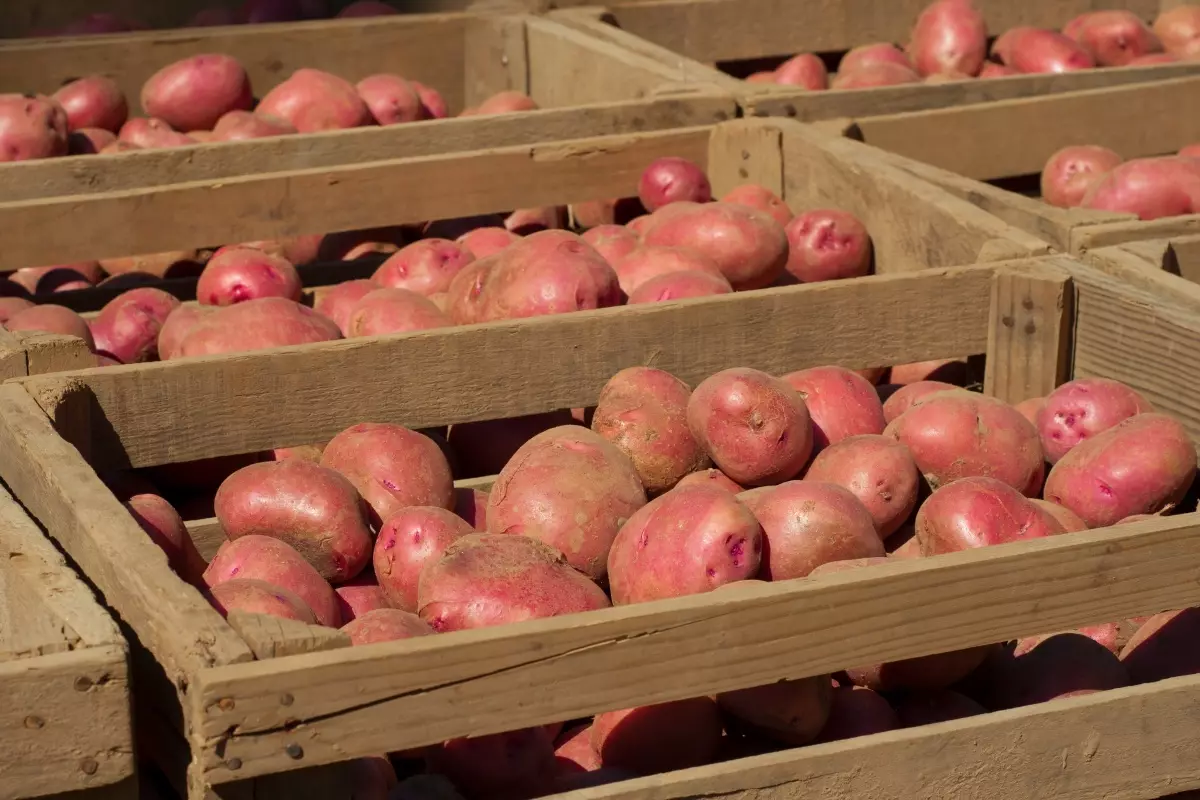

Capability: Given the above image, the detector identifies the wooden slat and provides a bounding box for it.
[14,332,96,376]
[0,329,29,381]
[1169,234,1200,282]
[225,613,350,660]
[20,266,999,470]
[984,269,1074,404]
[1071,216,1200,254]
[463,15,529,106]
[192,513,1200,782]
[705,119,783,198]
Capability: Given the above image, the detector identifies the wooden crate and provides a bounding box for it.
[0,480,134,799]
[547,0,1200,122]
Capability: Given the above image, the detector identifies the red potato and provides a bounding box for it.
[69,128,117,154]
[313,278,378,335]
[208,579,316,623]
[1120,608,1200,683]
[272,444,324,464]
[53,76,127,133]
[746,71,778,84]
[505,206,565,235]
[321,422,454,526]
[428,727,556,800]
[1129,52,1180,64]
[1044,413,1196,528]
[555,725,601,773]
[338,0,398,15]
[448,411,577,478]
[572,197,646,230]
[418,533,610,632]
[341,607,433,645]
[215,460,374,583]
[885,390,1044,495]
[979,61,1020,77]
[814,686,899,742]
[1038,377,1153,464]
[840,43,915,74]
[675,468,744,494]
[591,698,723,775]
[968,634,1129,710]
[141,54,253,132]
[487,426,646,579]
[453,487,488,531]
[211,110,296,141]
[805,435,920,538]
[157,305,215,360]
[411,81,448,120]
[717,677,832,745]
[774,53,829,89]
[637,157,713,211]
[204,535,341,627]
[992,27,1096,73]
[591,367,710,493]
[1155,5,1200,54]
[345,288,452,337]
[258,69,373,133]
[333,573,390,622]
[644,202,788,291]
[688,368,813,485]
[0,298,33,323]
[175,297,342,357]
[1029,499,1088,532]
[118,118,195,149]
[1082,157,1199,220]
[374,506,473,612]
[6,305,95,349]
[781,366,886,452]
[612,245,722,295]
[347,757,397,800]
[1182,143,1200,159]
[1014,396,1045,426]
[915,476,1066,556]
[627,270,734,304]
[373,239,475,296]
[100,250,202,278]
[830,62,921,89]
[881,381,960,423]
[457,227,519,259]
[720,185,793,226]
[1040,145,1124,209]
[1065,11,1163,67]
[475,91,539,116]
[784,209,873,283]
[197,246,301,306]
[479,231,621,321]
[356,74,422,125]
[125,494,205,584]
[894,690,986,727]
[580,224,639,266]
[607,484,763,604]
[11,261,103,293]
[0,94,68,162]
[90,287,181,363]
[907,0,988,77]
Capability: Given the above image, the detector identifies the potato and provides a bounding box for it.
[992,27,1096,72]
[580,224,639,265]
[1029,499,1088,532]
[197,246,301,306]
[967,634,1129,709]
[782,366,886,452]
[608,484,763,603]
[720,185,793,227]
[428,727,556,800]
[374,506,473,612]
[1120,608,1200,683]
[843,645,992,693]
[90,287,181,363]
[916,476,1066,555]
[979,61,1020,77]
[1084,156,1200,220]
[611,245,722,295]
[1038,377,1153,463]
[784,209,872,283]
[907,0,988,77]
[204,535,341,627]
[830,62,921,89]
[346,288,452,337]
[675,468,744,494]
[356,74,422,125]
[475,91,539,116]
[643,202,788,290]
[1065,10,1163,66]
[0,94,68,162]
[118,117,195,149]
[347,757,398,800]
[0,297,33,322]
[448,411,577,478]
[411,80,448,120]
[6,304,95,349]
[11,261,102,294]
[141,54,253,132]
[886,390,1044,495]
[157,305,215,360]
[1040,145,1123,208]
[1044,413,1196,528]
[211,110,297,141]
[591,698,723,775]
[1014,395,1045,426]
[627,271,734,304]
[53,76,127,133]
[894,690,986,727]
[1182,143,1200,159]
[321,422,454,526]
[418,533,610,631]
[125,493,205,585]
[333,573,390,622]
[313,278,379,335]
[100,249,202,278]
[805,434,920,538]
[637,157,712,211]
[554,725,601,773]
[840,43,915,74]
[487,426,646,579]
[505,206,565,235]
[1155,5,1200,55]
[68,128,117,154]
[478,231,621,321]
[208,578,316,623]
[257,68,373,132]
[688,368,813,485]
[774,53,829,89]
[341,607,433,644]
[458,227,519,259]
[175,297,342,357]
[717,676,832,745]
[813,686,899,742]
[215,460,374,583]
[373,239,475,296]
[888,359,970,385]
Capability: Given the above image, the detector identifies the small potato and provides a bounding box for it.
[356,74,422,125]
[215,460,374,583]
[840,43,915,74]
[53,76,127,133]
[1041,145,1124,208]
[782,366,886,452]
[157,305,215,361]
[627,271,733,303]
[805,434,920,538]
[720,185,793,226]
[505,206,564,235]
[814,686,899,742]
[1038,377,1153,463]
[208,578,316,623]
[313,278,379,335]
[428,727,556,800]
[674,468,744,494]
[907,0,988,77]
[341,607,433,645]
[118,117,195,149]
[992,27,1096,72]
[125,493,205,584]
[457,226,519,259]
[643,202,788,290]
[197,246,301,306]
[687,367,813,486]
[1120,608,1200,683]
[774,53,829,89]
[1029,499,1089,532]
[612,245,722,295]
[0,94,69,162]
[1014,396,1045,426]
[204,535,341,627]
[979,61,1020,77]
[448,410,578,478]
[374,506,473,612]
[916,476,1066,555]
[830,62,921,89]
[211,110,297,141]
[11,261,102,294]
[175,297,342,357]
[7,304,95,349]
[0,298,33,323]
[476,90,539,116]
[580,224,639,265]
[1155,5,1200,55]
[333,573,390,622]
[1065,11,1163,67]
[968,634,1129,709]
[68,128,117,154]
[411,80,448,119]
[784,210,872,283]
[894,690,986,727]
[418,533,611,632]
[555,725,601,773]
[257,68,373,132]
[607,484,763,603]
[1044,413,1196,528]
[346,288,452,337]
[717,676,832,745]
[373,239,475,296]
[637,157,712,211]
[591,698,723,774]
[141,54,253,132]
[90,287,181,363]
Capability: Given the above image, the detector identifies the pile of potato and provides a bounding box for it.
[751,0,1200,89]
[1040,143,1200,220]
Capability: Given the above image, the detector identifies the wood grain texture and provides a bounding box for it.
[463,14,528,106]
[226,613,350,660]
[1071,215,1200,254]
[0,329,30,381]
[705,119,783,197]
[15,332,96,376]
[1168,234,1200,282]
[192,513,1200,782]
[984,269,1074,404]
[22,266,998,469]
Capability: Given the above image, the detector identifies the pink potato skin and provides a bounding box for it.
[125,494,206,585]
[479,231,621,321]
[993,27,1097,73]
[374,506,473,612]
[0,298,34,323]
[418,533,611,632]
[0,94,69,162]
[1037,378,1153,464]
[784,209,873,283]
[1015,396,1046,426]
[915,476,1066,556]
[427,727,557,800]
[881,380,960,423]
[687,367,813,486]
[643,202,788,290]
[211,110,297,141]
[781,366,886,453]
[141,54,253,132]
[1182,143,1200,159]
[1156,5,1200,55]
[1065,11,1163,67]
[627,271,733,304]
[411,81,448,120]
[321,422,454,526]
[196,246,301,306]
[341,607,433,645]
[979,61,1020,77]
[1044,413,1197,529]
[1030,499,1089,532]
[373,239,475,296]
[840,43,915,74]
[580,224,639,266]
[118,118,195,149]
[774,53,829,89]
[257,69,373,133]
[1041,146,1124,208]
[90,287,181,363]
[6,305,95,349]
[448,410,578,478]
[11,261,101,293]
[805,434,921,538]
[346,288,452,337]
[740,481,883,580]
[637,157,713,212]
[814,686,900,742]
[831,62,921,89]
[356,74,422,125]
[1120,608,1200,683]
[591,367,711,493]
[612,245,723,295]
[1081,157,1200,221]
[208,578,317,623]
[176,297,342,357]
[721,185,794,226]
[69,128,117,154]
[487,426,647,580]
[475,91,539,116]
[214,460,374,583]
[907,0,988,77]
[53,76,128,133]
[313,278,379,335]
[607,484,763,604]
[675,468,744,494]
[157,305,215,360]
[333,574,391,622]
[591,698,723,775]
[458,226,519,259]
[204,535,341,627]
[555,725,601,773]
[717,675,832,745]
[885,390,1044,495]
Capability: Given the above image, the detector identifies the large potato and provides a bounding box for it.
[1038,377,1153,463]
[90,287,181,363]
[782,366,886,452]
[907,0,988,77]
[1041,146,1123,208]
[373,239,475,296]
[53,76,128,133]
[141,54,253,132]
[0,94,68,162]
[642,202,788,290]
[204,535,341,627]
[374,506,473,612]
[915,476,1066,555]
[197,246,302,306]
[175,298,342,357]
[805,434,920,538]
[591,698,722,775]
[257,68,373,132]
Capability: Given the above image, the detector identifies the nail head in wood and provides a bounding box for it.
[286,744,304,760]
[74,676,92,692]
[80,758,98,775]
